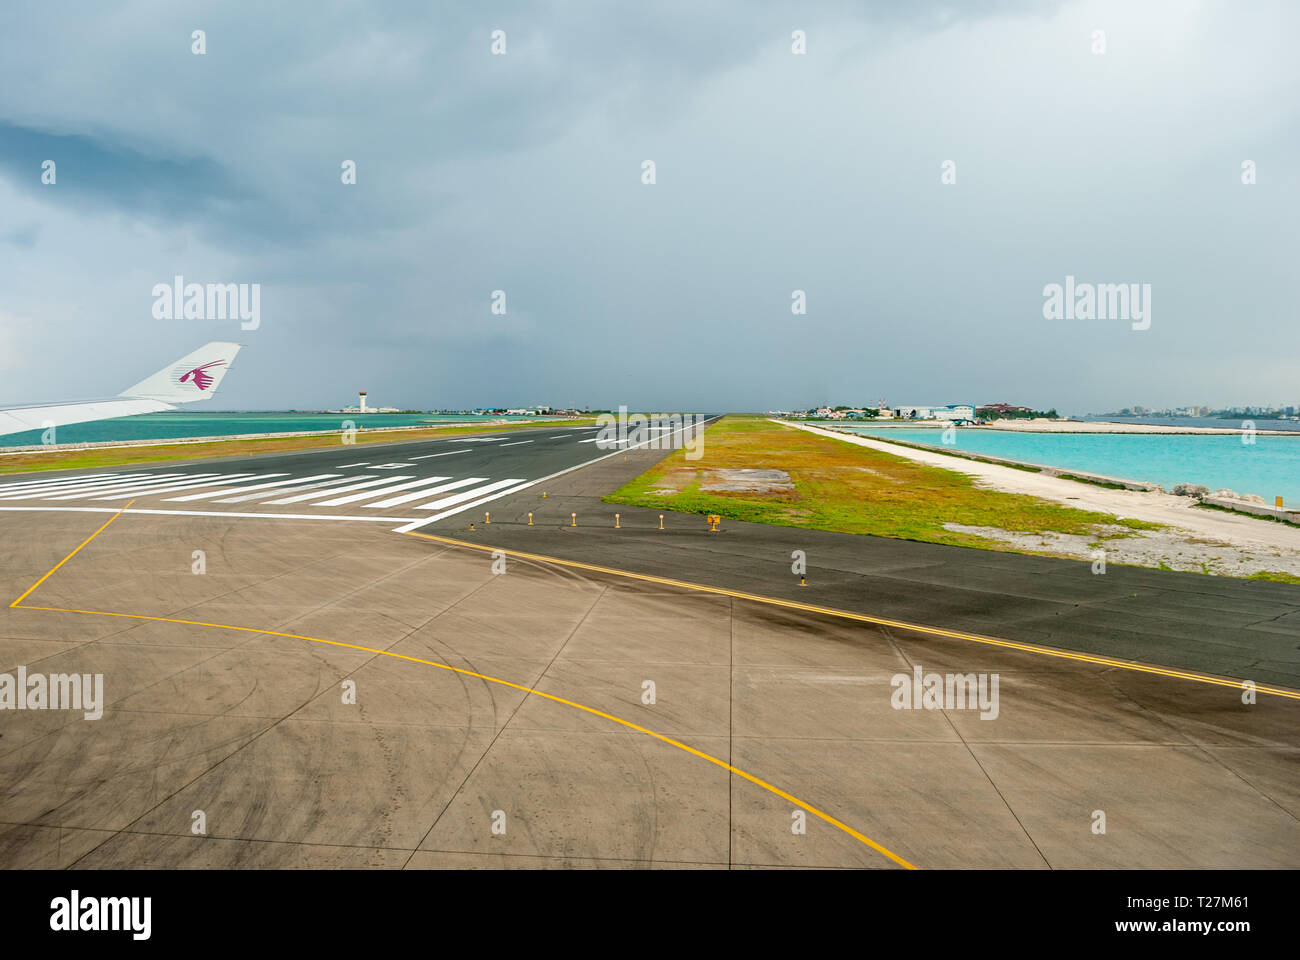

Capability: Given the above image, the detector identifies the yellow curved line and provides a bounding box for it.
[9,506,916,869]
[404,531,1300,702]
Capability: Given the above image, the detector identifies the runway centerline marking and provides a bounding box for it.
[401,532,1300,702]
[7,507,916,870]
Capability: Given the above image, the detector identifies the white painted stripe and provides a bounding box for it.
[87,473,272,500]
[395,480,535,530]
[0,472,125,492]
[0,474,191,501]
[550,435,569,439]
[499,440,533,447]
[337,462,369,468]
[0,505,420,524]
[410,478,524,510]
[314,475,452,507]
[578,438,599,443]
[0,473,160,497]
[364,477,486,508]
[165,474,338,502]
[45,472,228,500]
[263,475,415,505]
[211,475,363,503]
[409,450,469,461]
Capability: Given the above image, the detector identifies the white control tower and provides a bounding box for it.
[358,391,368,413]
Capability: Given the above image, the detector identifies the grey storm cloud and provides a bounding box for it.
[0,0,1295,413]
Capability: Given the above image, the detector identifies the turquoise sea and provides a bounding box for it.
[840,426,1300,505]
[0,412,529,448]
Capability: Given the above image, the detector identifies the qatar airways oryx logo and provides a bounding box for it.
[151,274,260,330]
[1042,275,1151,330]
[179,359,225,391]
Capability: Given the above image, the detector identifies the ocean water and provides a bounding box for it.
[0,412,526,448]
[840,426,1300,504]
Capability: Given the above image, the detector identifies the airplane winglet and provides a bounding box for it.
[119,342,243,403]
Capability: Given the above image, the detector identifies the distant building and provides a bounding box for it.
[933,404,976,421]
[894,405,933,420]
[337,390,399,414]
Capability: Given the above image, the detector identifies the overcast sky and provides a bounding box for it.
[0,0,1295,415]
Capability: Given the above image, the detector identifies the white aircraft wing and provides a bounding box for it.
[0,342,242,439]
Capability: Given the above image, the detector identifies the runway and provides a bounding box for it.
[1,424,1297,868]
[0,422,652,527]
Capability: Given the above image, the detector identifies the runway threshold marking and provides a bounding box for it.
[402,532,1300,702]
[6,506,916,870]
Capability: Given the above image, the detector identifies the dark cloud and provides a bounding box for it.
[0,0,1295,413]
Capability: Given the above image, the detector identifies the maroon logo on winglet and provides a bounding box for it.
[179,360,225,391]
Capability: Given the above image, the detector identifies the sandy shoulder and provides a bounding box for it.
[779,420,1300,577]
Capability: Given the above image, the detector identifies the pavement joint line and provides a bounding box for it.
[401,532,1300,702]
[7,504,917,870]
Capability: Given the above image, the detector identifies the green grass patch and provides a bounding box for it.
[605,415,1159,551]
[1246,570,1300,584]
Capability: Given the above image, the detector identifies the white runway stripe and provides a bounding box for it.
[0,472,125,492]
[409,450,469,460]
[43,472,226,500]
[411,478,524,510]
[499,440,532,446]
[211,475,363,503]
[314,475,451,507]
[88,473,273,500]
[0,472,163,496]
[165,474,337,502]
[395,480,534,530]
[364,476,486,508]
[0,474,190,501]
[263,475,415,504]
